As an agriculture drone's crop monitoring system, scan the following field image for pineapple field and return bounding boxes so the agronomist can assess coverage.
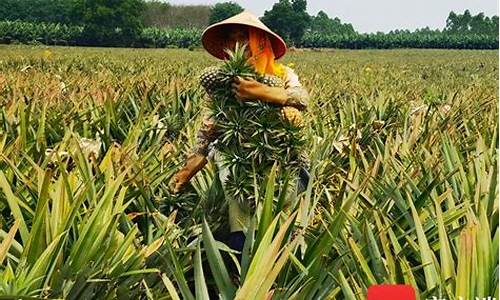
[0,45,498,299]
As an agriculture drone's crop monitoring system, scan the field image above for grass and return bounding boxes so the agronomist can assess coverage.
[0,45,498,299]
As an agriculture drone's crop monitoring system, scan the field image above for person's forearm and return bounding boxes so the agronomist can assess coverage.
[233,76,309,111]
[174,153,208,192]
[256,86,289,106]
[181,153,208,181]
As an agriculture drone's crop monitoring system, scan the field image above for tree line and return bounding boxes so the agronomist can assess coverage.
[260,1,498,46]
[0,0,497,48]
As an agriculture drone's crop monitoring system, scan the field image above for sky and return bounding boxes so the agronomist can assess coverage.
[164,0,499,33]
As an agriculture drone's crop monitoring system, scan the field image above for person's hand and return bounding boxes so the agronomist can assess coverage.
[169,170,190,194]
[231,76,268,101]
[169,154,208,194]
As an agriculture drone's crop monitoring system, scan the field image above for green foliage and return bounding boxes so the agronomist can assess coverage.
[301,30,499,49]
[139,26,202,48]
[0,20,83,45]
[1,0,499,50]
[202,44,305,212]
[1,19,499,49]
[80,0,145,46]
[446,10,499,36]
[0,46,498,299]
[208,1,244,25]
[0,0,84,25]
[261,0,311,46]
[310,10,355,36]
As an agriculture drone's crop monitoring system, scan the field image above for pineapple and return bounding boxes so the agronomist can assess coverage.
[199,43,305,212]
[261,75,283,87]
[199,66,221,94]
[281,106,303,127]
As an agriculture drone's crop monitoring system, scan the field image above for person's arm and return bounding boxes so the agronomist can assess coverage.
[170,116,220,193]
[231,66,310,111]
[281,66,310,111]
[171,153,207,193]
[171,66,223,193]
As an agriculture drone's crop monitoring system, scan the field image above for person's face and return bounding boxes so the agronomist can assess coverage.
[224,26,251,58]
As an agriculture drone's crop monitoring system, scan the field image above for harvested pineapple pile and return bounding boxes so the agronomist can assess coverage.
[199,44,306,212]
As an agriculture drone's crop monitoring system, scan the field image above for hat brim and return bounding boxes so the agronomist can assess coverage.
[201,23,287,60]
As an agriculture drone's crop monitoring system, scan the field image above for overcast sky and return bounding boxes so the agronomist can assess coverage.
[164,0,498,33]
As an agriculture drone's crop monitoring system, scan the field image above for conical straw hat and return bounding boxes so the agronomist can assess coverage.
[201,10,287,60]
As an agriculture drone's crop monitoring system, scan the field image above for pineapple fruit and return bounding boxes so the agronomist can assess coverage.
[199,66,221,94]
[199,43,305,212]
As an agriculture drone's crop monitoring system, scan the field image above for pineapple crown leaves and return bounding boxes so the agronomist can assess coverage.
[220,43,256,80]
[200,42,283,95]
[221,43,283,86]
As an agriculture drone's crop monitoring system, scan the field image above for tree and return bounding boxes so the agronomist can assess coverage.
[80,0,145,46]
[444,10,498,36]
[446,10,472,33]
[310,10,355,35]
[208,2,244,25]
[261,0,311,46]
[0,0,83,24]
[445,11,459,33]
[289,0,310,44]
[491,16,499,35]
[470,12,486,34]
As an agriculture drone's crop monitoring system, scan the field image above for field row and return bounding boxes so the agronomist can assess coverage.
[0,46,498,299]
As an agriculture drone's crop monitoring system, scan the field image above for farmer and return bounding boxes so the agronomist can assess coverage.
[170,10,310,280]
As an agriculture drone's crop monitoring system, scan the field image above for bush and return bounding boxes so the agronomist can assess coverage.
[0,20,83,45]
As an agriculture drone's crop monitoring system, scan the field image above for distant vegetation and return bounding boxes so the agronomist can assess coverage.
[143,1,211,29]
[208,2,244,24]
[0,0,497,49]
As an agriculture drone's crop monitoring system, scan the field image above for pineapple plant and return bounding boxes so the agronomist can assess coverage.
[199,43,306,212]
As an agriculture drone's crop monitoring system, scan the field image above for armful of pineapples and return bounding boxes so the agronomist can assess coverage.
[169,153,208,193]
